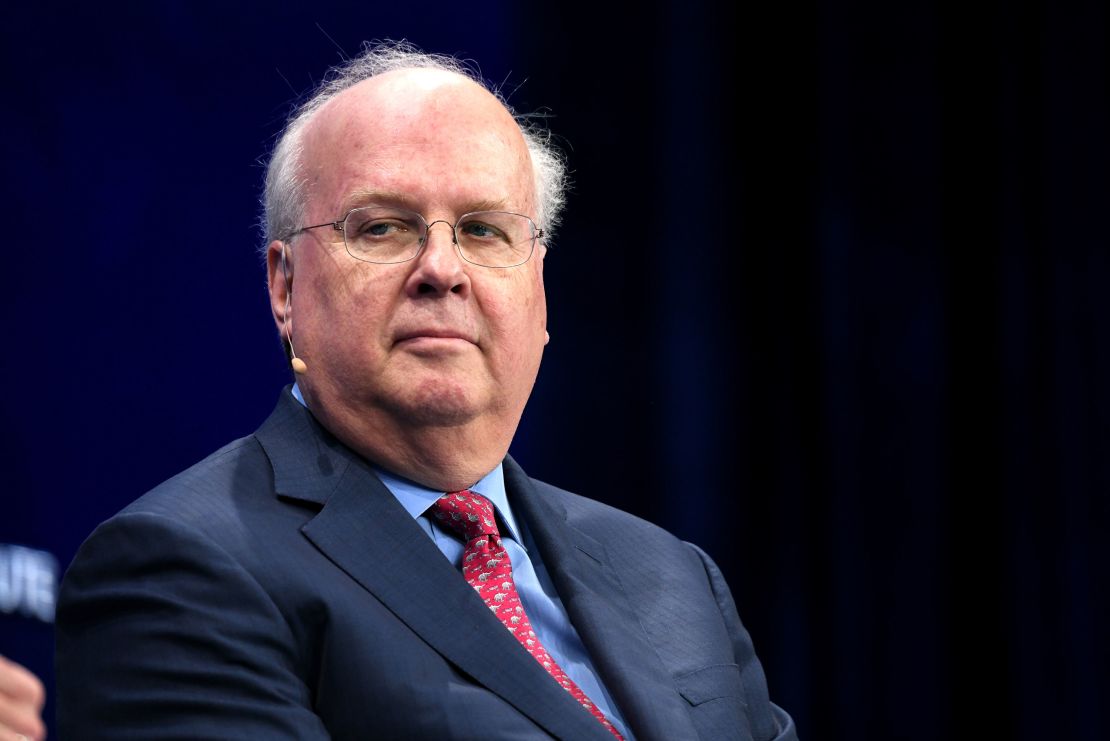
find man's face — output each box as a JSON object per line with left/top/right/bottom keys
{"left": 268, "top": 69, "right": 547, "bottom": 472}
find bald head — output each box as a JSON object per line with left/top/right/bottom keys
{"left": 262, "top": 41, "right": 567, "bottom": 254}
{"left": 298, "top": 68, "right": 536, "bottom": 228}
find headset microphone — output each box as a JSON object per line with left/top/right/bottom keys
{"left": 282, "top": 244, "right": 308, "bottom": 375}
{"left": 289, "top": 342, "right": 308, "bottom": 375}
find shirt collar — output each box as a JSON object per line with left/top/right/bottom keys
{"left": 290, "top": 382, "right": 522, "bottom": 543}
{"left": 374, "top": 463, "right": 522, "bottom": 544}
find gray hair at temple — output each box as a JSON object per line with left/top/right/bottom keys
{"left": 261, "top": 39, "right": 568, "bottom": 254}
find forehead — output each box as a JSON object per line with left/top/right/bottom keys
{"left": 300, "top": 68, "right": 535, "bottom": 215}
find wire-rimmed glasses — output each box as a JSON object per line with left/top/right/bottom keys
{"left": 281, "top": 205, "right": 544, "bottom": 268}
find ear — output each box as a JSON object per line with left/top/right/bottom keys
{"left": 536, "top": 243, "right": 549, "bottom": 346}
{"left": 267, "top": 240, "right": 292, "bottom": 331}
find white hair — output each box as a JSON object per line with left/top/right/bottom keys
{"left": 260, "top": 39, "right": 568, "bottom": 254}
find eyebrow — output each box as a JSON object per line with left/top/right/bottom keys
{"left": 339, "top": 190, "right": 514, "bottom": 216}
{"left": 340, "top": 189, "right": 417, "bottom": 212}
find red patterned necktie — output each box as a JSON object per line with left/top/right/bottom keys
{"left": 432, "top": 490, "right": 625, "bottom": 740}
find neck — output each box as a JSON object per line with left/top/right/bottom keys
{"left": 306, "top": 395, "right": 519, "bottom": 492}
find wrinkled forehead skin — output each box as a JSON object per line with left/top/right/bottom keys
{"left": 298, "top": 68, "right": 537, "bottom": 225}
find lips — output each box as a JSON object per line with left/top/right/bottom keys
{"left": 394, "top": 328, "right": 476, "bottom": 345}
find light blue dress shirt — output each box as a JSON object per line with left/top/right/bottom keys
{"left": 290, "top": 384, "right": 632, "bottom": 739}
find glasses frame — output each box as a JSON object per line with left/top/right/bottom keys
{"left": 279, "top": 206, "right": 545, "bottom": 269}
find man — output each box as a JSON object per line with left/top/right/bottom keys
{"left": 0, "top": 654, "right": 45, "bottom": 741}
{"left": 56, "top": 41, "right": 797, "bottom": 740}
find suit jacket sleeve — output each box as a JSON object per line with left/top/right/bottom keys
{"left": 55, "top": 511, "right": 330, "bottom": 740}
{"left": 685, "top": 543, "right": 798, "bottom": 741}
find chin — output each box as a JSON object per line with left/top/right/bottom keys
{"left": 384, "top": 378, "right": 487, "bottom": 428}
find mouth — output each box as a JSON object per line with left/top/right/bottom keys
{"left": 393, "top": 329, "right": 477, "bottom": 350}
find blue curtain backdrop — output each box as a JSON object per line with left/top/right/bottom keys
{"left": 1, "top": 2, "right": 1106, "bottom": 739}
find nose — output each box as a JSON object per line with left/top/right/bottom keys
{"left": 424, "top": 219, "right": 457, "bottom": 245}
{"left": 405, "top": 219, "right": 470, "bottom": 297}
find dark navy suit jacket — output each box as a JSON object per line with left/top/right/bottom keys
{"left": 56, "top": 388, "right": 797, "bottom": 740}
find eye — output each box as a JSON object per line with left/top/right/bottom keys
{"left": 368, "top": 221, "right": 393, "bottom": 236}
{"left": 337, "top": 206, "right": 430, "bottom": 264}
{"left": 359, "top": 218, "right": 409, "bottom": 237}
{"left": 346, "top": 208, "right": 421, "bottom": 241}
{"left": 459, "top": 218, "right": 509, "bottom": 242}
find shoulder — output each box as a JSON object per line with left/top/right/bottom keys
{"left": 111, "top": 386, "right": 320, "bottom": 527}
{"left": 79, "top": 432, "right": 290, "bottom": 570}
{"left": 61, "top": 432, "right": 286, "bottom": 597}
{"left": 125, "top": 430, "right": 268, "bottom": 512}
{"left": 530, "top": 476, "right": 677, "bottom": 539}
{"left": 54, "top": 431, "right": 329, "bottom": 739}
{"left": 68, "top": 415, "right": 317, "bottom": 591}
{"left": 515, "top": 467, "right": 712, "bottom": 579}
{"left": 121, "top": 434, "right": 271, "bottom": 521}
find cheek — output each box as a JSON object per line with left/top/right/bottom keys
{"left": 304, "top": 266, "right": 353, "bottom": 330}
{"left": 489, "top": 275, "right": 547, "bottom": 366}
{"left": 301, "top": 259, "right": 396, "bottom": 350}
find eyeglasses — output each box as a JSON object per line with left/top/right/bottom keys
{"left": 281, "top": 205, "right": 544, "bottom": 268}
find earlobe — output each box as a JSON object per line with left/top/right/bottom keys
{"left": 544, "top": 330, "right": 550, "bottom": 345}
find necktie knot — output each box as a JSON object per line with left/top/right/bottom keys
{"left": 432, "top": 490, "right": 499, "bottom": 542}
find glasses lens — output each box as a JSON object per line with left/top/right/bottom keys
{"left": 342, "top": 206, "right": 424, "bottom": 264}
{"left": 456, "top": 212, "right": 537, "bottom": 268}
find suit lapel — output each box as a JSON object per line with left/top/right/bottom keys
{"left": 254, "top": 391, "right": 615, "bottom": 741}
{"left": 505, "top": 458, "right": 700, "bottom": 741}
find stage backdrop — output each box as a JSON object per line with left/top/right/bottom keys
{"left": 2, "top": 2, "right": 1106, "bottom": 739}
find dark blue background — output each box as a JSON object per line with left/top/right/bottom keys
{"left": 2, "top": 2, "right": 1107, "bottom": 739}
